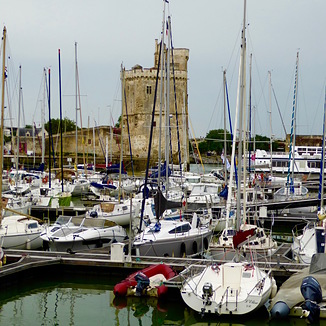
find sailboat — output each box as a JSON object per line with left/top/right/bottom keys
{"left": 0, "top": 27, "right": 44, "bottom": 250}
{"left": 180, "top": 1, "right": 276, "bottom": 315}
{"left": 208, "top": 34, "right": 276, "bottom": 262}
{"left": 291, "top": 89, "right": 326, "bottom": 264}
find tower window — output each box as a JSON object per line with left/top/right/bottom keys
{"left": 146, "top": 86, "right": 152, "bottom": 94}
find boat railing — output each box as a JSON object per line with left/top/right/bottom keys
{"left": 292, "top": 221, "right": 313, "bottom": 239}
{"left": 217, "top": 286, "right": 239, "bottom": 313}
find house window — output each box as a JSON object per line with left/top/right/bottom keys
{"left": 88, "top": 139, "right": 91, "bottom": 145}
{"left": 153, "top": 121, "right": 156, "bottom": 127}
{"left": 146, "top": 86, "right": 152, "bottom": 95}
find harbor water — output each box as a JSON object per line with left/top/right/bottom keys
{"left": 0, "top": 272, "right": 319, "bottom": 326}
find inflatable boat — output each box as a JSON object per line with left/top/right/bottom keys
{"left": 114, "top": 264, "right": 177, "bottom": 298}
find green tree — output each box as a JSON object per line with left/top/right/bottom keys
{"left": 44, "top": 117, "right": 77, "bottom": 134}
{"left": 204, "top": 129, "right": 232, "bottom": 153}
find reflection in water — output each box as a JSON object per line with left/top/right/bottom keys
{"left": 0, "top": 279, "right": 316, "bottom": 326}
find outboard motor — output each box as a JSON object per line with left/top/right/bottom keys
{"left": 202, "top": 282, "right": 213, "bottom": 305}
{"left": 300, "top": 276, "right": 322, "bottom": 324}
{"left": 134, "top": 272, "right": 150, "bottom": 296}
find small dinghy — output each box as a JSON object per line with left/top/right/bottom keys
{"left": 114, "top": 264, "right": 176, "bottom": 298}
{"left": 270, "top": 253, "right": 326, "bottom": 324}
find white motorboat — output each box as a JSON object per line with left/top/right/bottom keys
{"left": 186, "top": 183, "right": 221, "bottom": 210}
{"left": 2, "top": 194, "right": 34, "bottom": 217}
{"left": 0, "top": 215, "right": 44, "bottom": 249}
{"left": 87, "top": 198, "right": 140, "bottom": 226}
{"left": 41, "top": 215, "right": 127, "bottom": 252}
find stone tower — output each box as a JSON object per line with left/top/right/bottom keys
{"left": 123, "top": 40, "right": 189, "bottom": 170}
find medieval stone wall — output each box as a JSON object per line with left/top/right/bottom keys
{"left": 123, "top": 40, "right": 189, "bottom": 167}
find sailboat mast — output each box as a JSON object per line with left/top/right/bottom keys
{"left": 248, "top": 55, "right": 252, "bottom": 176}
{"left": 287, "top": 51, "right": 299, "bottom": 190}
{"left": 268, "top": 71, "right": 273, "bottom": 177}
{"left": 165, "top": 17, "right": 171, "bottom": 193}
{"left": 223, "top": 70, "right": 227, "bottom": 181}
{"left": 93, "top": 120, "right": 96, "bottom": 174}
{"left": 58, "top": 49, "right": 64, "bottom": 192}
{"left": 158, "top": 0, "right": 166, "bottom": 187}
{"left": 47, "top": 68, "right": 52, "bottom": 188}
{"left": 15, "top": 65, "right": 22, "bottom": 176}
{"left": 236, "top": 0, "right": 247, "bottom": 230}
{"left": 318, "top": 89, "right": 326, "bottom": 213}
{"left": 0, "top": 27, "right": 7, "bottom": 219}
{"left": 119, "top": 63, "right": 124, "bottom": 202}
{"left": 75, "top": 42, "right": 78, "bottom": 166}
{"left": 41, "top": 72, "right": 45, "bottom": 164}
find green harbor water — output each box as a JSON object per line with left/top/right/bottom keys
{"left": 0, "top": 272, "right": 321, "bottom": 326}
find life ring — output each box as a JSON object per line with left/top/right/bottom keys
{"left": 42, "top": 176, "right": 48, "bottom": 184}
{"left": 180, "top": 242, "right": 186, "bottom": 257}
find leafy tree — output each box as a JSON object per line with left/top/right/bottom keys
{"left": 204, "top": 129, "right": 232, "bottom": 153}
{"left": 44, "top": 117, "right": 77, "bottom": 134}
{"left": 194, "top": 129, "right": 284, "bottom": 155}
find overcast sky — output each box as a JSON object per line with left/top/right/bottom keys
{"left": 1, "top": 0, "right": 326, "bottom": 139}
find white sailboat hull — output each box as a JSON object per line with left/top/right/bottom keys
{"left": 181, "top": 263, "right": 273, "bottom": 315}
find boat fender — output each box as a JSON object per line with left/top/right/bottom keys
{"left": 270, "top": 278, "right": 277, "bottom": 299}
{"left": 203, "top": 237, "right": 209, "bottom": 250}
{"left": 180, "top": 242, "right": 186, "bottom": 257}
{"left": 270, "top": 301, "right": 290, "bottom": 319}
{"left": 192, "top": 241, "right": 198, "bottom": 254}
{"left": 89, "top": 211, "right": 98, "bottom": 218}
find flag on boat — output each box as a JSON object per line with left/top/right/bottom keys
{"left": 221, "top": 150, "right": 231, "bottom": 171}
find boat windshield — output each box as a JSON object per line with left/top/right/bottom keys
{"left": 56, "top": 216, "right": 72, "bottom": 225}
